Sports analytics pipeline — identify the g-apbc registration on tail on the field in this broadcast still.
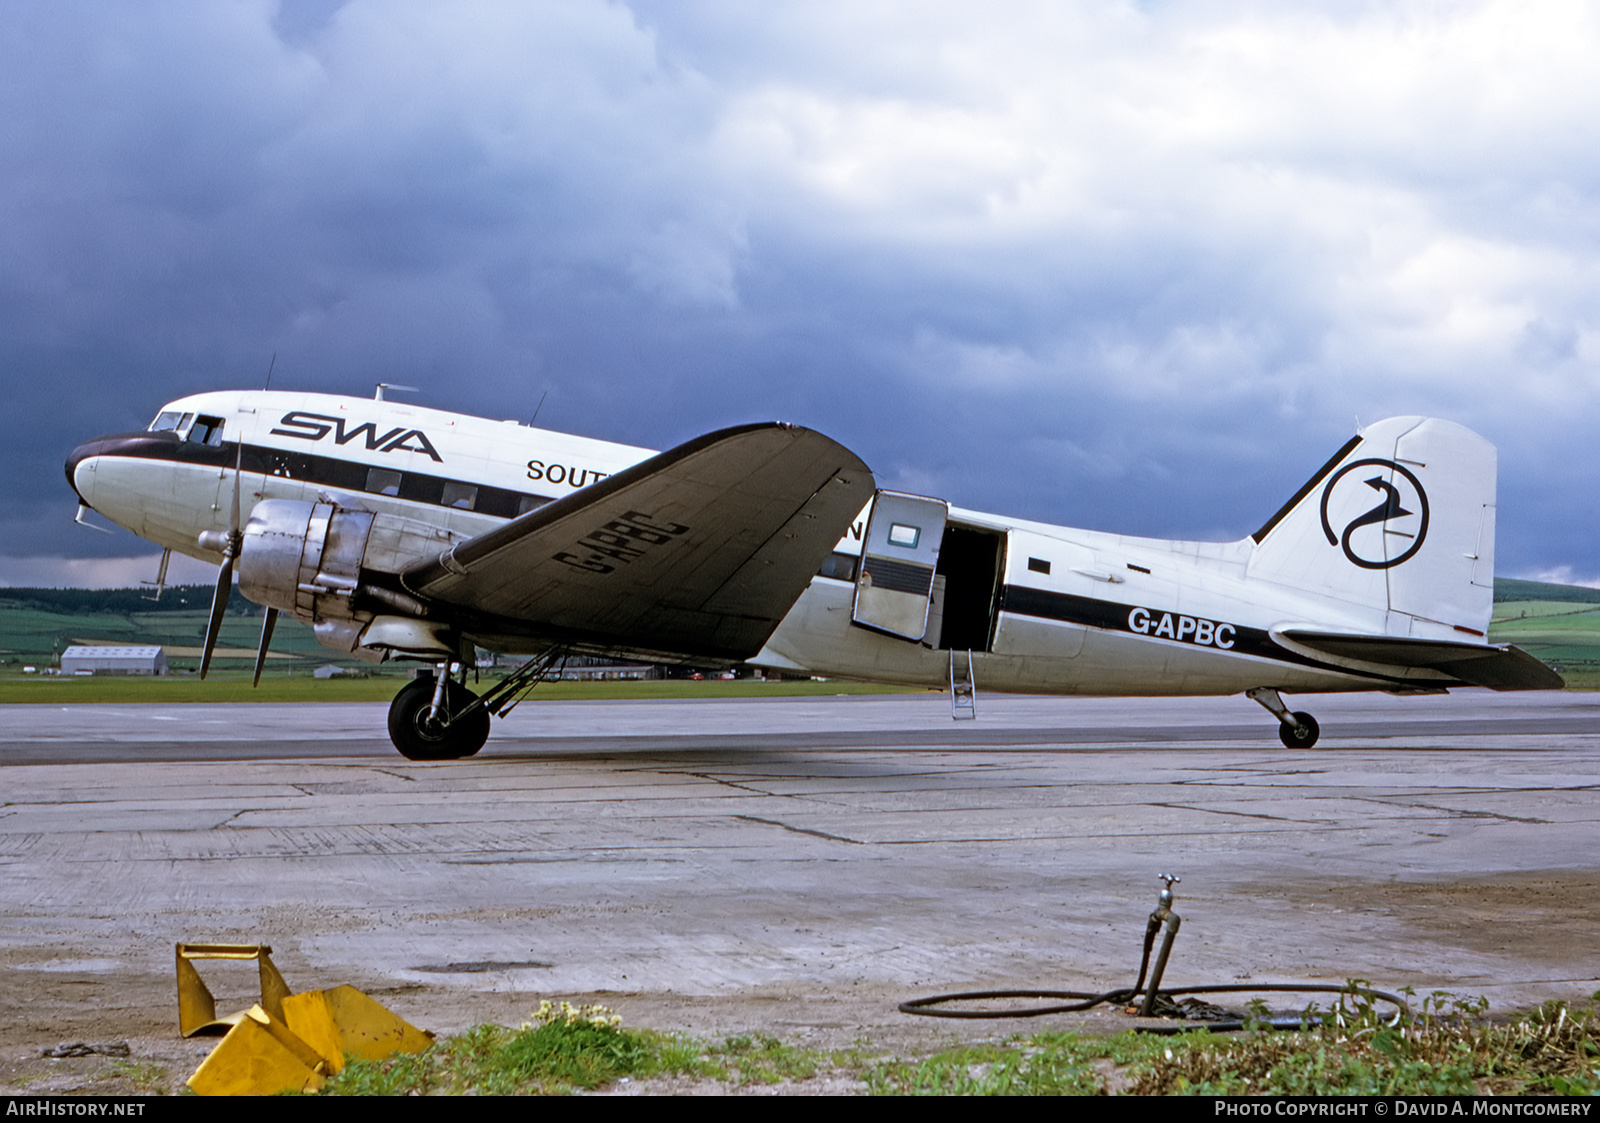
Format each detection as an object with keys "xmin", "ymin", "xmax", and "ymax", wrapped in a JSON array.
[{"xmin": 66, "ymin": 392, "xmax": 1561, "ymax": 759}]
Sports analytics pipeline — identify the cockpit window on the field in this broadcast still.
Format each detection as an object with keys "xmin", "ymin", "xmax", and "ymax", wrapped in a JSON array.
[
  {"xmin": 149, "ymin": 411, "xmax": 184, "ymax": 432},
  {"xmin": 188, "ymin": 415, "xmax": 226, "ymax": 446}
]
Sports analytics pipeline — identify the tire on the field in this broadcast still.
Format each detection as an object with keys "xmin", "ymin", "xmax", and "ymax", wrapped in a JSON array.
[
  {"xmin": 1277, "ymin": 711, "xmax": 1320, "ymax": 749},
  {"xmin": 387, "ymin": 678, "xmax": 490, "ymax": 761}
]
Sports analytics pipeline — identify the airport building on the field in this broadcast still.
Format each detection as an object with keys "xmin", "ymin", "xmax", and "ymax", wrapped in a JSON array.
[{"xmin": 59, "ymin": 645, "xmax": 168, "ymax": 676}]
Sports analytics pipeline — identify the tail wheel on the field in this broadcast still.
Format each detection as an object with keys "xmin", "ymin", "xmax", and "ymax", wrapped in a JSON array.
[
  {"xmin": 388, "ymin": 678, "xmax": 490, "ymax": 761},
  {"xmin": 1278, "ymin": 711, "xmax": 1320, "ymax": 749}
]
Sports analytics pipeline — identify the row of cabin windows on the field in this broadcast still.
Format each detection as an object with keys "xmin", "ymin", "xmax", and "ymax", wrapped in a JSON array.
[
  {"xmin": 148, "ymin": 412, "xmax": 548, "ymax": 518},
  {"xmin": 360, "ymin": 467, "xmax": 545, "ymax": 515}
]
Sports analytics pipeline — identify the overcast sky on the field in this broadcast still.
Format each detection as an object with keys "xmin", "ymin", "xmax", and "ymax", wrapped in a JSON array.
[{"xmin": 4, "ymin": 0, "xmax": 1598, "ymax": 588}]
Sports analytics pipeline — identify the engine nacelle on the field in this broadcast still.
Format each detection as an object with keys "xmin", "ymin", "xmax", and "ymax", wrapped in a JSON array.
[{"xmin": 238, "ymin": 499, "xmax": 465, "ymax": 656}]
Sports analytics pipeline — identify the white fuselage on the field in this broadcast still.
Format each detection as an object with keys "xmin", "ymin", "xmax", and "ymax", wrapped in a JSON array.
[{"xmin": 69, "ymin": 390, "xmax": 1443, "ymax": 698}]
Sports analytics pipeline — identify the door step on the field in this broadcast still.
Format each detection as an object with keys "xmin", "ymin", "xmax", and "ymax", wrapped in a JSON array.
[{"xmin": 949, "ymin": 649, "xmax": 976, "ymax": 720}]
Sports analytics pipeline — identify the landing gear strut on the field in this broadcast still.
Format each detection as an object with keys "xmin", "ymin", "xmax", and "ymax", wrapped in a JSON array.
[
  {"xmin": 1246, "ymin": 687, "xmax": 1320, "ymax": 749},
  {"xmin": 384, "ymin": 648, "xmax": 572, "ymax": 760},
  {"xmin": 387, "ymin": 665, "xmax": 490, "ymax": 761}
]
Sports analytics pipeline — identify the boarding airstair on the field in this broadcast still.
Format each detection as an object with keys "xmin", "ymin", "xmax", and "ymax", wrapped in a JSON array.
[{"xmin": 949, "ymin": 649, "xmax": 976, "ymax": 720}]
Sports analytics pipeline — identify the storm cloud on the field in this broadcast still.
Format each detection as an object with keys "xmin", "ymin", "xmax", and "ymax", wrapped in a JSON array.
[{"xmin": 5, "ymin": 0, "xmax": 1598, "ymax": 584}]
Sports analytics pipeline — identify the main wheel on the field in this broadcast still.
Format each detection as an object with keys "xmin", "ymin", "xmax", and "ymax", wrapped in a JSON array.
[
  {"xmin": 387, "ymin": 678, "xmax": 490, "ymax": 761},
  {"xmin": 1277, "ymin": 711, "xmax": 1320, "ymax": 749}
]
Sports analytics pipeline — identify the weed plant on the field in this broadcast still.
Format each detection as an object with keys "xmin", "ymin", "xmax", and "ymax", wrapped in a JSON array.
[
  {"xmin": 319, "ymin": 989, "xmax": 1600, "ymax": 1096},
  {"xmin": 319, "ymin": 1002, "xmax": 848, "ymax": 1096},
  {"xmin": 869, "ymin": 989, "xmax": 1600, "ymax": 1096}
]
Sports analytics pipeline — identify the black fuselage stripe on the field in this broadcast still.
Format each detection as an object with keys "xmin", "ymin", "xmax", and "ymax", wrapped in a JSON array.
[
  {"xmin": 997, "ymin": 584, "xmax": 1401, "ymax": 683},
  {"xmin": 81, "ymin": 434, "xmax": 554, "ymax": 519}
]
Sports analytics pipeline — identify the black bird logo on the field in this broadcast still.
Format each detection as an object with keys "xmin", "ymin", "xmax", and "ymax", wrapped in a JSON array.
[{"xmin": 1319, "ymin": 459, "xmax": 1429, "ymax": 569}]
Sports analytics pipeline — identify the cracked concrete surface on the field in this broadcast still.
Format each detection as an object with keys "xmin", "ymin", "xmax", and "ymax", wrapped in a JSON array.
[{"xmin": 2, "ymin": 690, "xmax": 1598, "ymax": 1093}]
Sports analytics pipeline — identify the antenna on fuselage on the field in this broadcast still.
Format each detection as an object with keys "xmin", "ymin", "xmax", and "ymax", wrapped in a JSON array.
[
  {"xmin": 73, "ymin": 502, "xmax": 112, "ymax": 534},
  {"xmin": 142, "ymin": 548, "xmax": 172, "ymax": 602},
  {"xmin": 374, "ymin": 383, "xmax": 418, "ymax": 402},
  {"xmin": 529, "ymin": 390, "xmax": 549, "ymax": 427},
  {"xmin": 263, "ymin": 353, "xmax": 276, "ymax": 392}
]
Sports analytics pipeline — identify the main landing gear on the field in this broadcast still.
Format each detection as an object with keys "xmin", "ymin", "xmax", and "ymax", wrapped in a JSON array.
[
  {"xmin": 388, "ymin": 666, "xmax": 491, "ymax": 761},
  {"xmin": 1246, "ymin": 687, "xmax": 1320, "ymax": 749},
  {"xmin": 385, "ymin": 649, "xmax": 572, "ymax": 761}
]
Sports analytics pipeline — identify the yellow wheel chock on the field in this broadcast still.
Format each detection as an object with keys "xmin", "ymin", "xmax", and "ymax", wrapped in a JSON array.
[
  {"xmin": 280, "ymin": 986, "xmax": 435, "ymax": 1074},
  {"xmin": 178, "ymin": 943, "xmax": 434, "ymax": 1096},
  {"xmin": 186, "ymin": 1005, "xmax": 330, "ymax": 1097},
  {"xmin": 176, "ymin": 943, "xmax": 292, "ymax": 1037}
]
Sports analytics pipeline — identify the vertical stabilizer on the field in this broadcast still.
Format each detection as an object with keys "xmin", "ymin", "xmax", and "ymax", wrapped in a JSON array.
[{"xmin": 1246, "ymin": 417, "xmax": 1496, "ymax": 638}]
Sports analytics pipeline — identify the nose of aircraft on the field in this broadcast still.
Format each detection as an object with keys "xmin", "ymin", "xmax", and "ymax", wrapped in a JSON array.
[
  {"xmin": 65, "ymin": 440, "xmax": 93, "ymax": 503},
  {"xmin": 65, "ymin": 435, "xmax": 114, "ymax": 505}
]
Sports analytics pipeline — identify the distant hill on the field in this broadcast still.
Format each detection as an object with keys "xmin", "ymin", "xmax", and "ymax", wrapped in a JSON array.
[
  {"xmin": 1492, "ymin": 577, "xmax": 1600, "ymax": 604},
  {"xmin": 0, "ymin": 584, "xmax": 316, "ymax": 670},
  {"xmin": 0, "ymin": 584, "xmax": 258, "ymax": 615}
]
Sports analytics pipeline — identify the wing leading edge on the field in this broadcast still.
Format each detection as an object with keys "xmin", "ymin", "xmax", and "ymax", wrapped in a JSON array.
[{"xmin": 401, "ymin": 423, "xmax": 874, "ymax": 662}]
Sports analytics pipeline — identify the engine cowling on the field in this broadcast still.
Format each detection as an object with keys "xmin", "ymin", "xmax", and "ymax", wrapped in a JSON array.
[{"xmin": 238, "ymin": 499, "xmax": 465, "ymax": 656}]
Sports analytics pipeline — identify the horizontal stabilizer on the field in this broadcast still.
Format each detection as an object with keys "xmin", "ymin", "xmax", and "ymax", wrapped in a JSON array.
[{"xmin": 1280, "ymin": 630, "xmax": 1565, "ymax": 691}]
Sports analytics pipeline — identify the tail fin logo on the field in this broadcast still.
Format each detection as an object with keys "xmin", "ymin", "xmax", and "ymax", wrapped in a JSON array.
[{"xmin": 1319, "ymin": 459, "xmax": 1430, "ymax": 570}]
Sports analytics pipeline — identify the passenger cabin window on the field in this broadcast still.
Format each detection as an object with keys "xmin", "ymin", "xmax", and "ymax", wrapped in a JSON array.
[
  {"xmin": 442, "ymin": 482, "xmax": 478, "ymax": 510},
  {"xmin": 817, "ymin": 553, "xmax": 859, "ymax": 582},
  {"xmin": 516, "ymin": 494, "xmax": 546, "ymax": 516},
  {"xmin": 366, "ymin": 467, "xmax": 402, "ymax": 496}
]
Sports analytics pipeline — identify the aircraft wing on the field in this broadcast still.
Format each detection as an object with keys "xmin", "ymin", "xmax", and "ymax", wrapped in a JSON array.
[
  {"xmin": 400, "ymin": 423, "xmax": 874, "ymax": 662},
  {"xmin": 1278, "ymin": 631, "xmax": 1565, "ymax": 691}
]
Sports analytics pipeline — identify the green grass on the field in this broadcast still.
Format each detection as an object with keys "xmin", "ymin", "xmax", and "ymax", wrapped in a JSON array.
[
  {"xmin": 1491, "ymin": 602, "xmax": 1600, "ymax": 689},
  {"xmin": 101, "ymin": 1059, "xmax": 172, "ymax": 1094},
  {"xmin": 0, "ymin": 576, "xmax": 338, "ymax": 689},
  {"xmin": 0, "ymin": 582, "xmax": 920, "ymax": 701},
  {"xmin": 318, "ymin": 1005, "xmax": 850, "ymax": 1096},
  {"xmin": 0, "ymin": 673, "xmax": 915, "ymax": 705},
  {"xmin": 5, "ymin": 578, "xmax": 1597, "ymax": 697},
  {"xmin": 311, "ymin": 993, "xmax": 1600, "ymax": 1096},
  {"xmin": 867, "ymin": 992, "xmax": 1600, "ymax": 1096}
]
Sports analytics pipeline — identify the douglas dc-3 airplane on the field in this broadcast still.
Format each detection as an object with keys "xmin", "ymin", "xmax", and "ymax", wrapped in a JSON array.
[{"xmin": 65, "ymin": 390, "xmax": 1562, "ymax": 759}]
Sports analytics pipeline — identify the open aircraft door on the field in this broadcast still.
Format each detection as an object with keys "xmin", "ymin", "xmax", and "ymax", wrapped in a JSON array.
[{"xmin": 851, "ymin": 490, "xmax": 948, "ymax": 641}]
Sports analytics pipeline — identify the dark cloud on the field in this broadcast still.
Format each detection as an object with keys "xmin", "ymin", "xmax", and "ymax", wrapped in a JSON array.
[{"xmin": 4, "ymin": 1, "xmax": 1598, "ymax": 584}]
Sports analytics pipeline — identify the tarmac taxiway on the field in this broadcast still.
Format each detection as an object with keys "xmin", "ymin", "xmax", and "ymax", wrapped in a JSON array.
[{"xmin": 2, "ymin": 690, "xmax": 1597, "ymax": 1090}]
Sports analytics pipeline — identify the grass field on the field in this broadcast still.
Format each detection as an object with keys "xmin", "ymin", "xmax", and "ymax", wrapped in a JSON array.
[
  {"xmin": 310, "ymin": 992, "xmax": 1600, "ymax": 1096},
  {"xmin": 3, "ymin": 576, "xmax": 1596, "ymax": 701},
  {"xmin": 0, "ymin": 674, "xmax": 914, "ymax": 704},
  {"xmin": 1490, "ymin": 578, "xmax": 1600, "ymax": 688},
  {"xmin": 0, "ymin": 586, "xmax": 332, "ymax": 673}
]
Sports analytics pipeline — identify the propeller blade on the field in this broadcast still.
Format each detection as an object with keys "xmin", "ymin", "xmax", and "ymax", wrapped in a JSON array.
[
  {"xmin": 229, "ymin": 442, "xmax": 242, "ymax": 535},
  {"xmin": 200, "ymin": 443, "xmax": 247, "ymax": 682},
  {"xmin": 252, "ymin": 607, "xmax": 278, "ymax": 688},
  {"xmin": 198, "ymin": 555, "xmax": 233, "ymax": 679}
]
